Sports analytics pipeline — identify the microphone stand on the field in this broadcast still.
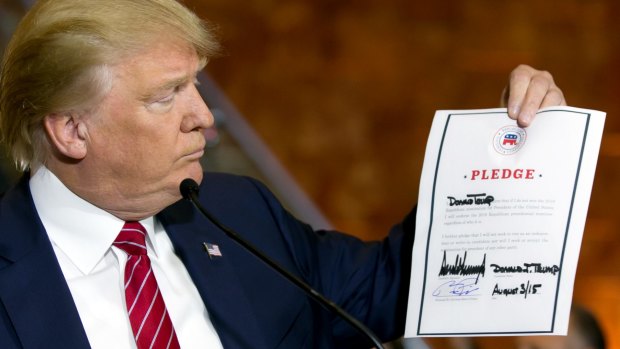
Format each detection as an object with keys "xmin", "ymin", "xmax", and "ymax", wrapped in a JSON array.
[{"xmin": 180, "ymin": 179, "xmax": 385, "ymax": 349}]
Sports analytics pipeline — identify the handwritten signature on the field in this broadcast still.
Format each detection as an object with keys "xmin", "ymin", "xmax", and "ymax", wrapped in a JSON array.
[
  {"xmin": 433, "ymin": 277, "xmax": 480, "ymax": 297},
  {"xmin": 447, "ymin": 193, "xmax": 494, "ymax": 207},
  {"xmin": 490, "ymin": 263, "xmax": 560, "ymax": 276},
  {"xmin": 438, "ymin": 250, "xmax": 486, "ymax": 283}
]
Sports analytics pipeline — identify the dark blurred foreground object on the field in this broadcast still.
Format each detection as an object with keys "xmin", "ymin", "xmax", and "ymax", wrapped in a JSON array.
[{"xmin": 515, "ymin": 304, "xmax": 605, "ymax": 349}]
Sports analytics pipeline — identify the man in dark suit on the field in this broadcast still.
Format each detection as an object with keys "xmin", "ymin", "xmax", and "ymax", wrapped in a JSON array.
[{"xmin": 0, "ymin": 0, "xmax": 565, "ymax": 348}]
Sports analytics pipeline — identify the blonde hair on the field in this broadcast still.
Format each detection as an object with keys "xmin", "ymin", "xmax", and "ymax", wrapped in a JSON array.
[{"xmin": 0, "ymin": 0, "xmax": 219, "ymax": 170}]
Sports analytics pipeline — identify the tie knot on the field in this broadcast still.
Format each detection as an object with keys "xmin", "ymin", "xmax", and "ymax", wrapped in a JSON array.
[{"xmin": 113, "ymin": 221, "xmax": 148, "ymax": 255}]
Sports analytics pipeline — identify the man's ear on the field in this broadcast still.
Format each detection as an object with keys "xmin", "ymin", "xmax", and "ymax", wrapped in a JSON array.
[{"xmin": 43, "ymin": 112, "xmax": 88, "ymax": 160}]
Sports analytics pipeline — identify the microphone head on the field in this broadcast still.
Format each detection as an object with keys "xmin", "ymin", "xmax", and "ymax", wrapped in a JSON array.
[{"xmin": 180, "ymin": 178, "xmax": 200, "ymax": 200}]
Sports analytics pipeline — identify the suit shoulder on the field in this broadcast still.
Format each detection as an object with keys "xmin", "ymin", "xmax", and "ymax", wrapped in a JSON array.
[{"xmin": 199, "ymin": 172, "xmax": 274, "ymax": 201}]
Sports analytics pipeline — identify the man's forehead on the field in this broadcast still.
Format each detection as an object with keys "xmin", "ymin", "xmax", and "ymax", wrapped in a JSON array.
[
  {"xmin": 114, "ymin": 42, "xmax": 202, "ymax": 88},
  {"xmin": 132, "ymin": 42, "xmax": 197, "ymax": 64}
]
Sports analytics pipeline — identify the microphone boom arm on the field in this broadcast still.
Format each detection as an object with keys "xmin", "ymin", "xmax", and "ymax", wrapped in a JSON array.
[{"xmin": 180, "ymin": 179, "xmax": 385, "ymax": 349}]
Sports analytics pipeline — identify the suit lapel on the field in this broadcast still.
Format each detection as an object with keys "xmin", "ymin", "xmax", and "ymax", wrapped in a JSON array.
[
  {"xmin": 0, "ymin": 176, "xmax": 90, "ymax": 349},
  {"xmin": 159, "ymin": 199, "xmax": 269, "ymax": 349}
]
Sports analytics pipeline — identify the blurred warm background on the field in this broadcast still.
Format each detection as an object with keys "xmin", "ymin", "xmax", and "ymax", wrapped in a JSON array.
[
  {"xmin": 2, "ymin": 0, "xmax": 619, "ymax": 348},
  {"xmin": 193, "ymin": 1, "xmax": 620, "ymax": 348},
  {"xmin": 199, "ymin": 0, "xmax": 619, "ymax": 236}
]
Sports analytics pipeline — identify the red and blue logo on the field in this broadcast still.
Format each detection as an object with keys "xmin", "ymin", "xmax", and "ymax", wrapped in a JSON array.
[{"xmin": 493, "ymin": 126, "xmax": 526, "ymax": 155}]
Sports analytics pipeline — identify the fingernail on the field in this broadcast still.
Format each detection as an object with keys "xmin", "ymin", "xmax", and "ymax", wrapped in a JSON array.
[
  {"xmin": 520, "ymin": 113, "xmax": 531, "ymax": 126},
  {"xmin": 510, "ymin": 105, "xmax": 520, "ymax": 118}
]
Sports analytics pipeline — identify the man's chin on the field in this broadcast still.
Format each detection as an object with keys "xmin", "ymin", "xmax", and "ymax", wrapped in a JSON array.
[
  {"xmin": 192, "ymin": 170, "xmax": 204, "ymax": 186},
  {"xmin": 169, "ymin": 164, "xmax": 204, "ymax": 198},
  {"xmin": 184, "ymin": 164, "xmax": 204, "ymax": 186}
]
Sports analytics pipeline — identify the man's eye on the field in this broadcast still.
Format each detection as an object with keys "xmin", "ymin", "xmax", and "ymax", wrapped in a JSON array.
[
  {"xmin": 146, "ymin": 93, "xmax": 175, "ymax": 112},
  {"xmin": 156, "ymin": 94, "xmax": 174, "ymax": 105}
]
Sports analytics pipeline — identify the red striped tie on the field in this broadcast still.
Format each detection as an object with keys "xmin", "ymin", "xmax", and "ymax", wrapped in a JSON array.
[{"xmin": 114, "ymin": 222, "xmax": 180, "ymax": 349}]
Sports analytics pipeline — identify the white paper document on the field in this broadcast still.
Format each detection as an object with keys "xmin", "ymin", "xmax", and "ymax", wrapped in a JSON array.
[{"xmin": 405, "ymin": 107, "xmax": 605, "ymax": 337}]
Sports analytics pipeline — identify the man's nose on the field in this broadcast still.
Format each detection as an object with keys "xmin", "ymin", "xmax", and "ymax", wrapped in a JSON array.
[{"xmin": 182, "ymin": 83, "xmax": 214, "ymax": 132}]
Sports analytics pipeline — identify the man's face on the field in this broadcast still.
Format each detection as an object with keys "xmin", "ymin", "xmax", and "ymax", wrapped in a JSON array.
[{"xmin": 81, "ymin": 40, "xmax": 212, "ymax": 210}]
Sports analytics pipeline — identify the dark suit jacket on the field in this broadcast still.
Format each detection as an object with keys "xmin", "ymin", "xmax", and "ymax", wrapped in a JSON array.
[{"xmin": 0, "ymin": 172, "xmax": 415, "ymax": 348}]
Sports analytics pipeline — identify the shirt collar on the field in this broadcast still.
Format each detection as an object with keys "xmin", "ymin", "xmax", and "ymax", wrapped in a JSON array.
[{"xmin": 29, "ymin": 166, "xmax": 159, "ymax": 275}]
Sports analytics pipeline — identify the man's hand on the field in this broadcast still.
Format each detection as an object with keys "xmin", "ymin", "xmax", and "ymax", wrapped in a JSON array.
[{"xmin": 501, "ymin": 64, "xmax": 567, "ymax": 128}]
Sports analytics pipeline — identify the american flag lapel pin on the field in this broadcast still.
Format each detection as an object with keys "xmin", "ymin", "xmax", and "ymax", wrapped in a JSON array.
[{"xmin": 203, "ymin": 242, "xmax": 223, "ymax": 259}]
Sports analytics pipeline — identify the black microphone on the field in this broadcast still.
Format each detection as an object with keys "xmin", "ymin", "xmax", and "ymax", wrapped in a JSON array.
[{"xmin": 180, "ymin": 178, "xmax": 385, "ymax": 349}]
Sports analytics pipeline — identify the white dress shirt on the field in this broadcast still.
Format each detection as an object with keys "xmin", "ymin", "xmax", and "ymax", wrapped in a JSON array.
[{"xmin": 29, "ymin": 167, "xmax": 223, "ymax": 349}]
